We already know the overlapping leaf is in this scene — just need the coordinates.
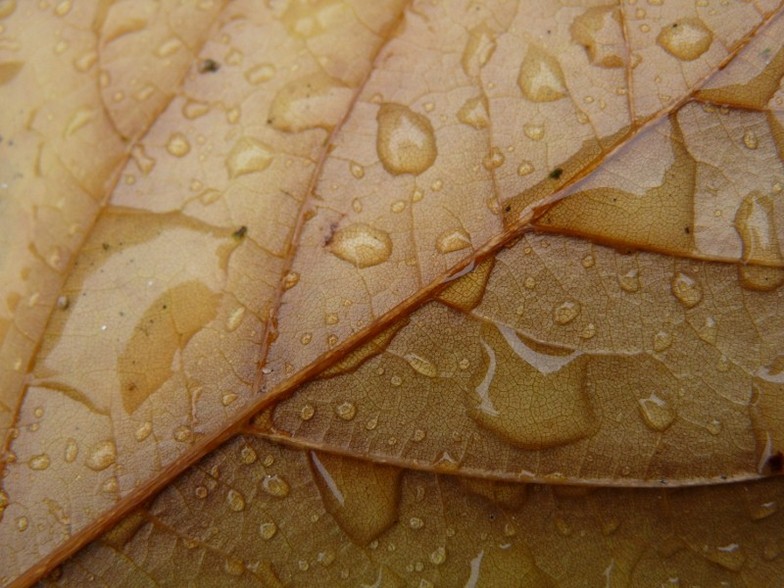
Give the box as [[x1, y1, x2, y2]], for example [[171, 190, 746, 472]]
[[1, 0, 784, 586]]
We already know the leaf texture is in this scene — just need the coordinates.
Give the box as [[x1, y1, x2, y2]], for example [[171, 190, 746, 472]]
[[0, 0, 783, 586]]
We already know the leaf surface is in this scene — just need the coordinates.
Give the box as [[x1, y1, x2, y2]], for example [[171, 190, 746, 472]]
[[1, 0, 784, 586]]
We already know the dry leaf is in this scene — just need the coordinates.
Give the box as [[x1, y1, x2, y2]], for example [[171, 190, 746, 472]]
[[1, 0, 783, 586]]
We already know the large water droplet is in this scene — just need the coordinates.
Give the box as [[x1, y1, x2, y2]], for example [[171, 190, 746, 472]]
[[308, 452, 401, 545], [461, 23, 496, 76], [436, 228, 472, 253], [517, 45, 568, 102], [570, 6, 624, 68], [457, 95, 490, 129], [637, 393, 675, 432], [404, 353, 438, 378], [553, 300, 581, 325], [657, 18, 713, 61], [735, 191, 784, 291], [226, 137, 273, 178], [329, 223, 392, 268], [376, 103, 437, 175], [166, 133, 191, 157], [268, 73, 351, 133], [226, 489, 246, 512], [261, 474, 290, 497], [671, 271, 703, 308], [85, 440, 117, 471], [29, 454, 51, 471]]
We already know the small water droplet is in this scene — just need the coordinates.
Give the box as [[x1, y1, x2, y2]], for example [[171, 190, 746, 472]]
[[173, 425, 193, 443], [195, 485, 208, 499], [619, 269, 640, 292], [436, 228, 471, 253], [259, 521, 277, 540], [29, 454, 51, 470], [227, 489, 246, 512], [698, 316, 718, 345], [457, 95, 489, 129], [735, 192, 784, 291], [706, 419, 722, 435], [269, 73, 350, 132], [261, 474, 290, 497], [226, 306, 245, 332], [156, 37, 182, 58], [244, 63, 275, 85], [226, 137, 273, 178], [282, 271, 300, 290], [222, 393, 237, 406], [135, 422, 152, 442], [224, 557, 245, 576], [671, 272, 703, 308], [240, 446, 257, 464], [656, 18, 713, 61], [553, 300, 581, 324], [329, 224, 392, 268], [336, 401, 357, 421], [653, 331, 672, 352], [64, 438, 78, 463], [430, 546, 447, 566], [462, 23, 496, 76], [581, 254, 595, 268], [413, 429, 426, 442], [390, 200, 406, 213], [16, 516, 28, 532], [409, 517, 424, 530], [300, 404, 315, 421], [743, 130, 759, 150], [523, 124, 545, 141], [524, 276, 536, 289], [518, 45, 568, 102], [637, 393, 675, 431], [166, 133, 191, 157], [404, 353, 438, 378], [517, 161, 535, 176], [376, 103, 437, 175], [182, 100, 210, 120], [483, 147, 505, 170], [85, 440, 116, 471], [349, 161, 365, 179], [570, 6, 624, 68]]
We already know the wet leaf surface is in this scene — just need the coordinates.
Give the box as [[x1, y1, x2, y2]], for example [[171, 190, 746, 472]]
[[1, 0, 784, 586]]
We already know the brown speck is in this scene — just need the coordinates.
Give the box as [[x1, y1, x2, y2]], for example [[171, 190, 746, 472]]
[[198, 59, 220, 73]]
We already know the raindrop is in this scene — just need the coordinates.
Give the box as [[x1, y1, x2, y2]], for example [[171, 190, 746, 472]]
[[166, 133, 191, 157], [85, 440, 116, 471], [553, 300, 581, 324], [376, 103, 437, 175], [226, 137, 273, 178], [671, 272, 703, 308], [226, 489, 246, 512], [259, 521, 277, 540], [457, 95, 489, 129], [518, 45, 568, 102], [404, 353, 438, 378], [430, 546, 447, 566], [28, 454, 51, 471], [335, 401, 357, 421], [64, 439, 78, 463], [261, 474, 290, 497], [637, 393, 675, 431], [435, 228, 472, 253], [656, 19, 713, 61], [462, 23, 496, 76], [244, 63, 275, 85], [618, 269, 640, 293], [329, 224, 392, 268]]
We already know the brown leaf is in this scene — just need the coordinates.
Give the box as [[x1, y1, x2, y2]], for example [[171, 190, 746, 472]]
[[1, 0, 783, 586]]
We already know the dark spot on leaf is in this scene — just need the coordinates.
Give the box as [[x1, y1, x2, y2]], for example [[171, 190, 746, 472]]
[[684, 226, 691, 234], [198, 58, 220, 73], [767, 451, 783, 473], [504, 205, 512, 213], [549, 168, 563, 180], [233, 226, 248, 240], [102, 243, 110, 251]]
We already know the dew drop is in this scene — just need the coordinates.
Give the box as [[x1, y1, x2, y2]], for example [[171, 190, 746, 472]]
[[336, 401, 357, 421], [581, 254, 595, 269], [269, 73, 350, 132], [226, 489, 246, 512], [376, 103, 437, 175], [85, 440, 116, 471], [16, 516, 28, 532], [698, 316, 718, 345], [173, 425, 193, 443], [349, 161, 365, 179], [430, 546, 447, 566], [329, 223, 392, 268], [436, 228, 472, 254], [743, 130, 759, 150], [240, 446, 257, 465], [656, 18, 713, 61], [224, 557, 245, 576], [518, 45, 568, 102], [517, 161, 535, 176], [244, 63, 275, 84], [457, 95, 489, 129], [409, 517, 424, 530], [64, 108, 95, 137], [671, 272, 703, 308], [259, 521, 277, 540], [483, 147, 505, 170], [404, 353, 438, 378], [524, 276, 536, 289], [135, 421, 152, 442], [226, 306, 245, 332], [282, 271, 300, 290], [637, 393, 675, 432], [618, 269, 640, 292], [166, 133, 191, 157], [226, 137, 273, 178], [261, 474, 290, 497], [462, 23, 496, 76], [413, 429, 427, 442], [580, 323, 596, 339], [735, 192, 784, 291], [523, 124, 545, 141], [29, 454, 51, 471], [195, 485, 208, 499], [156, 37, 182, 58], [553, 300, 581, 325], [300, 404, 315, 421], [570, 6, 624, 68], [706, 419, 722, 436], [64, 438, 78, 463], [222, 393, 237, 406], [182, 100, 210, 120]]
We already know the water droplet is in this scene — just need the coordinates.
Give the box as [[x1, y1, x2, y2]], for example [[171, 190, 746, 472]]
[[517, 161, 535, 176], [222, 393, 237, 406], [409, 517, 424, 530], [390, 200, 406, 213], [309, 452, 401, 544], [349, 161, 365, 179], [16, 516, 28, 532], [225, 306, 246, 332], [261, 474, 290, 497], [336, 401, 356, 421], [637, 393, 675, 431], [618, 269, 640, 292], [580, 323, 596, 339], [524, 277, 536, 289], [135, 422, 152, 442], [698, 316, 718, 345], [240, 446, 257, 464], [413, 429, 427, 442], [226, 137, 273, 178], [29, 454, 51, 470], [483, 147, 505, 170], [244, 63, 275, 85], [283, 271, 300, 290], [653, 331, 672, 352], [195, 485, 208, 499], [706, 418, 722, 435], [462, 23, 496, 76], [523, 124, 545, 141], [518, 45, 568, 102], [269, 73, 350, 132], [735, 192, 784, 291], [182, 100, 210, 120], [300, 404, 315, 421], [64, 439, 78, 463], [553, 300, 581, 325], [64, 108, 95, 137], [457, 95, 489, 129], [430, 546, 447, 566], [259, 521, 277, 540], [656, 18, 713, 61], [671, 272, 703, 308], [743, 130, 759, 150], [156, 37, 182, 58], [173, 425, 193, 443], [704, 543, 745, 571], [436, 228, 471, 253], [570, 6, 624, 68], [224, 557, 245, 576], [166, 133, 191, 157], [329, 223, 392, 268], [226, 489, 246, 512], [581, 254, 595, 268], [85, 440, 116, 471], [376, 103, 437, 175], [404, 353, 438, 378]]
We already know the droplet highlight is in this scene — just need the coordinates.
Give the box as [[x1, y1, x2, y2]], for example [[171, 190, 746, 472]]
[[329, 223, 392, 268], [376, 103, 437, 175]]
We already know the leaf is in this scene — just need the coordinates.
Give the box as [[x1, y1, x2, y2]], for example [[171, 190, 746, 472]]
[[1, 0, 784, 586]]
